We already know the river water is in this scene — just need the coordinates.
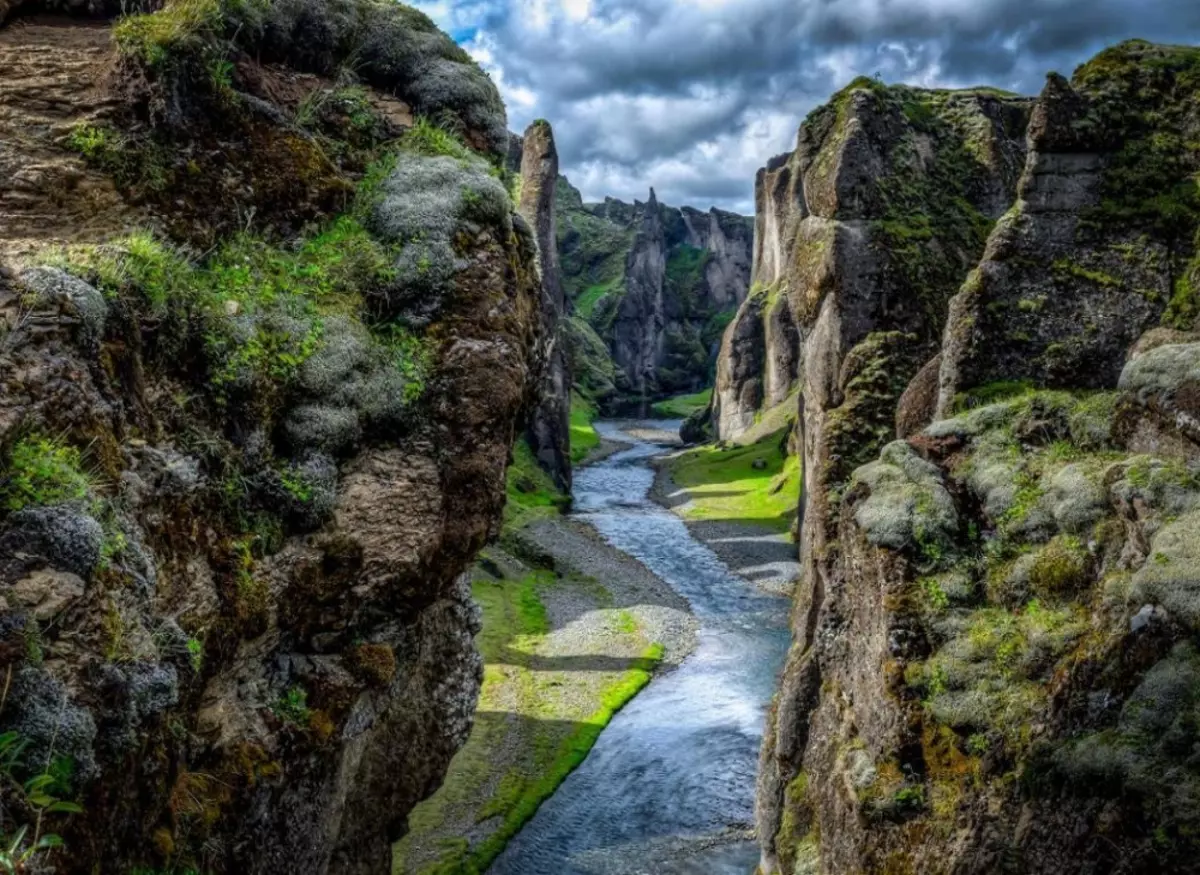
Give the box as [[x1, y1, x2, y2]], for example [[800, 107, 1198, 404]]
[[489, 422, 793, 875]]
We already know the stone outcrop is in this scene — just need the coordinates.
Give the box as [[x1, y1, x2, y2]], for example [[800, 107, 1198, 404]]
[[555, 178, 754, 407], [516, 121, 572, 490], [0, 4, 545, 874], [757, 41, 1200, 875]]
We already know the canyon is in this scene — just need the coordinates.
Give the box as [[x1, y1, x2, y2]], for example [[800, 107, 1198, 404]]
[[1, 3, 1199, 875]]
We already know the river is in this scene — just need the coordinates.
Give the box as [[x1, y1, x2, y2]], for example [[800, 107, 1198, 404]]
[[488, 422, 793, 875]]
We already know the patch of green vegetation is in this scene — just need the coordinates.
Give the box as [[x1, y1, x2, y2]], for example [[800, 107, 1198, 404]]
[[663, 244, 710, 302], [0, 731, 84, 873], [505, 440, 569, 529], [45, 213, 427, 416], [1163, 237, 1200, 330], [398, 118, 477, 163], [569, 394, 601, 464], [864, 87, 1002, 337], [573, 278, 621, 321], [668, 428, 799, 534], [272, 686, 311, 726], [66, 123, 171, 194], [908, 600, 1087, 752], [112, 0, 222, 68], [1074, 42, 1200, 243], [953, 379, 1036, 412], [651, 389, 712, 419], [0, 436, 93, 513], [1051, 258, 1122, 288], [396, 558, 665, 874]]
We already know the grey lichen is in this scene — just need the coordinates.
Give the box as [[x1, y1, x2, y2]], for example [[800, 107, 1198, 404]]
[[851, 440, 959, 553], [19, 266, 107, 347], [1049, 464, 1109, 534], [1119, 341, 1200, 404], [369, 152, 512, 322], [1131, 511, 1200, 630]]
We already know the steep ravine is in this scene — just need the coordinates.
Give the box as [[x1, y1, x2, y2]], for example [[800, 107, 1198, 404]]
[[557, 180, 755, 410]]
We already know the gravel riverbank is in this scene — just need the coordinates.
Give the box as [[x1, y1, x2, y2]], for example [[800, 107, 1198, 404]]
[[650, 454, 799, 596]]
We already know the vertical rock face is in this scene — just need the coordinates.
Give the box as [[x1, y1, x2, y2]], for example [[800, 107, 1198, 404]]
[[555, 179, 754, 406], [758, 41, 1200, 875], [611, 188, 669, 398], [517, 120, 572, 490], [715, 81, 1031, 444], [745, 78, 1035, 873], [0, 4, 542, 875]]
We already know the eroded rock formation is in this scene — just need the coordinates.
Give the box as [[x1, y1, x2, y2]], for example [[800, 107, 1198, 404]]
[[0, 3, 545, 874], [515, 120, 572, 490], [756, 41, 1200, 875], [556, 178, 754, 406]]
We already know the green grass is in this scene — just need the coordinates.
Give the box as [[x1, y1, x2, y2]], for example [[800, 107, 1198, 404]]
[[1, 436, 93, 513], [569, 394, 601, 464], [667, 428, 800, 534], [394, 562, 664, 875], [505, 439, 568, 528], [651, 388, 712, 419], [43, 216, 427, 412]]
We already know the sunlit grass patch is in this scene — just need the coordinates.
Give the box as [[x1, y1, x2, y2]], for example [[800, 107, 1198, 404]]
[[667, 428, 800, 534]]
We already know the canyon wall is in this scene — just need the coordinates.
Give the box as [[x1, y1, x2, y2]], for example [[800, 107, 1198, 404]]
[[514, 121, 572, 491], [754, 41, 1200, 875], [556, 179, 754, 406], [0, 3, 548, 873]]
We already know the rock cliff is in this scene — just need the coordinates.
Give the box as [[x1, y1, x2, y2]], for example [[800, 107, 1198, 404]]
[[756, 41, 1200, 875], [0, 3, 545, 874], [514, 121, 572, 491], [555, 178, 754, 407]]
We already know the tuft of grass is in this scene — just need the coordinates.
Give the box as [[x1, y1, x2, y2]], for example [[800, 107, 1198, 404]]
[[667, 428, 799, 534], [399, 118, 476, 162], [113, 0, 222, 68], [1, 436, 93, 513], [651, 388, 712, 419]]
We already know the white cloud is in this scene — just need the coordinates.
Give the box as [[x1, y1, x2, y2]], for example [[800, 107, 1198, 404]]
[[430, 0, 1200, 213]]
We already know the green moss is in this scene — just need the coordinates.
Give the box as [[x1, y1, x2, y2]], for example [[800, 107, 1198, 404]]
[[1027, 535, 1090, 596], [505, 440, 569, 529], [568, 394, 601, 464], [651, 388, 712, 419], [1075, 42, 1200, 243], [1, 436, 93, 513], [1051, 258, 1123, 288], [668, 429, 799, 534], [113, 0, 222, 68]]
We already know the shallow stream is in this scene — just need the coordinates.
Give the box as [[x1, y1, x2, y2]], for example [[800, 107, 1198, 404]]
[[488, 422, 792, 875]]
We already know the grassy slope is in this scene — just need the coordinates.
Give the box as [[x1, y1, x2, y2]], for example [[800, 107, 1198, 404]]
[[393, 557, 663, 875], [569, 393, 601, 464], [666, 427, 800, 535], [651, 388, 712, 419]]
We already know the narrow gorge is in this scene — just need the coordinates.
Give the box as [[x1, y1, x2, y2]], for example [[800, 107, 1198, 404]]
[[1, 4, 1199, 875]]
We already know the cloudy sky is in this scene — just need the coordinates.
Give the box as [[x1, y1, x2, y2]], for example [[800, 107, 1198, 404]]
[[413, 0, 1200, 213]]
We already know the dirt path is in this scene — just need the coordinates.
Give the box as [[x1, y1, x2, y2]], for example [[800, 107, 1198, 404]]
[[0, 18, 143, 264]]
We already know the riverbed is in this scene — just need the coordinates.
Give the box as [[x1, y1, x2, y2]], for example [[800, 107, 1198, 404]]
[[488, 422, 794, 875]]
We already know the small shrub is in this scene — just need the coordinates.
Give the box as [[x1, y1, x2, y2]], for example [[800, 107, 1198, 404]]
[[273, 686, 311, 726], [1, 437, 92, 513]]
